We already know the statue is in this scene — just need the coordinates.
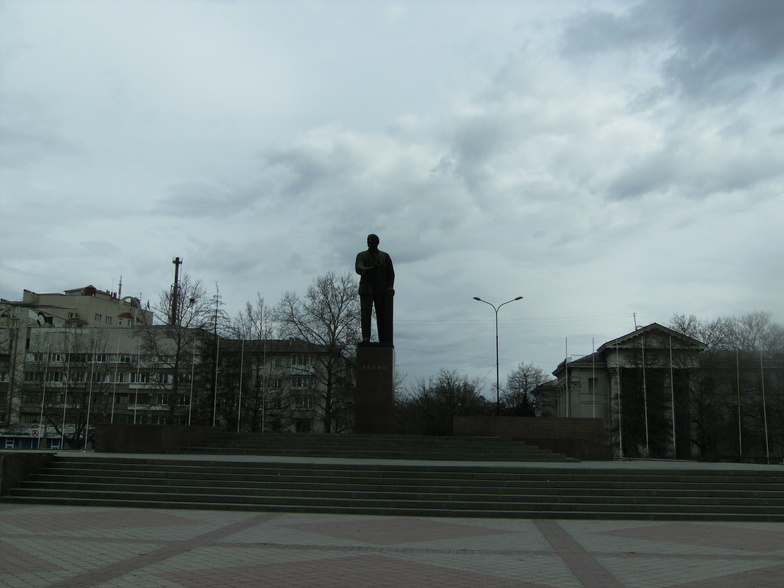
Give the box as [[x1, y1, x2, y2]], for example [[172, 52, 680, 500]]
[[355, 234, 395, 344]]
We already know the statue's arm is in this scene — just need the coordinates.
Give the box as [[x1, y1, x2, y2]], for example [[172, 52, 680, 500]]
[[356, 253, 373, 275]]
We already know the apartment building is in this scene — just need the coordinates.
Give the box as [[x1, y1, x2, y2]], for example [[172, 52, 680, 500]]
[[1, 285, 153, 329], [0, 323, 341, 449]]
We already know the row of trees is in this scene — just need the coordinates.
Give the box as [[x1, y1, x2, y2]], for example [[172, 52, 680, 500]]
[[610, 311, 784, 461], [0, 272, 361, 442], [7, 264, 780, 459], [3, 266, 555, 441], [155, 270, 555, 436], [667, 311, 784, 462], [1, 328, 119, 448], [394, 363, 552, 435], [140, 271, 360, 433]]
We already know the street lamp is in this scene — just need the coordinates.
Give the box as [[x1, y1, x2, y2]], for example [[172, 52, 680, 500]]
[[473, 296, 523, 416]]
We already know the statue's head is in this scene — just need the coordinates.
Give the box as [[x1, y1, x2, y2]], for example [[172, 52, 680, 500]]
[[367, 234, 380, 248]]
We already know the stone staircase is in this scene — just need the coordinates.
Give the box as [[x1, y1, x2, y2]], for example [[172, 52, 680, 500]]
[[177, 433, 572, 462], [5, 441, 784, 521]]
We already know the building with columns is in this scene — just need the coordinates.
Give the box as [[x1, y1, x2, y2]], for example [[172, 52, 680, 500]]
[[550, 323, 706, 459]]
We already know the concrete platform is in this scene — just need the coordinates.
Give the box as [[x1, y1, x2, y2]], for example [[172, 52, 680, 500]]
[[1, 502, 783, 587], [1, 452, 783, 586]]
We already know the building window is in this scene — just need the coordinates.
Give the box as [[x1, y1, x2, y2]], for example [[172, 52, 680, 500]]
[[94, 313, 102, 322], [291, 376, 314, 389], [294, 397, 312, 410], [24, 371, 43, 383], [587, 377, 598, 394], [118, 319, 123, 326], [106, 316, 112, 324]]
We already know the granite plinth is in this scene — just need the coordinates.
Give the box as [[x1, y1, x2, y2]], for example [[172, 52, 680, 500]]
[[354, 343, 394, 434]]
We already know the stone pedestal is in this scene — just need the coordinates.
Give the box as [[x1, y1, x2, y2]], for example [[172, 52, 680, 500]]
[[355, 343, 394, 434]]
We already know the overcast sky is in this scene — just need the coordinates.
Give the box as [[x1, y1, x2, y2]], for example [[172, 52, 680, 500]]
[[2, 0, 783, 392]]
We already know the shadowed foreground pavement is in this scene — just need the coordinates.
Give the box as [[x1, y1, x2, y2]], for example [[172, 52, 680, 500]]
[[1, 503, 783, 587]]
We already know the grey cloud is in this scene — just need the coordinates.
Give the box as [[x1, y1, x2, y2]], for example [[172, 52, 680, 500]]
[[255, 129, 479, 261], [0, 124, 81, 169], [607, 145, 783, 201], [606, 152, 677, 200], [446, 114, 515, 193], [78, 240, 123, 257], [154, 181, 263, 218], [562, 0, 784, 103], [264, 148, 340, 200], [560, 3, 665, 57], [668, 0, 784, 101]]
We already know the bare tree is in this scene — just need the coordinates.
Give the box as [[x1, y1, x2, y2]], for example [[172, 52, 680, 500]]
[[670, 311, 784, 461], [502, 362, 552, 416], [273, 272, 360, 433], [397, 369, 489, 435], [31, 330, 114, 448], [136, 274, 214, 423], [221, 294, 274, 432], [0, 327, 23, 426]]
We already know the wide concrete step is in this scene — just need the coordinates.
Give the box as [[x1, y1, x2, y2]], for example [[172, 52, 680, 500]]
[[11, 495, 776, 522], [178, 433, 573, 462], [18, 482, 784, 507], [12, 487, 784, 512], [175, 450, 565, 461], [9, 493, 784, 521], [6, 455, 784, 522], [24, 478, 784, 501], [30, 460, 784, 486], [37, 458, 784, 484]]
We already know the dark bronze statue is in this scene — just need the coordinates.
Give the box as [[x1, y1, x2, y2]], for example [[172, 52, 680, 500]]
[[355, 234, 395, 344]]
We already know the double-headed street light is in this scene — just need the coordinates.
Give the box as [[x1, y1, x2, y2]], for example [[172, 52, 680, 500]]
[[473, 296, 524, 416]]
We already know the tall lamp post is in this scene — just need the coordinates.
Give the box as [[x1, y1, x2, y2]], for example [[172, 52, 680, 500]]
[[473, 296, 523, 416]]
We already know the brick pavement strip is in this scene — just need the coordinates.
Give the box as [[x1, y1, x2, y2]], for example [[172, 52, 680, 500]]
[[44, 512, 279, 588], [534, 519, 624, 588]]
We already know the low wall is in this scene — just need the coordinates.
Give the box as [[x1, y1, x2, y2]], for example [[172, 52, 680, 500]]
[[453, 416, 612, 461], [0, 452, 55, 496], [94, 425, 216, 454]]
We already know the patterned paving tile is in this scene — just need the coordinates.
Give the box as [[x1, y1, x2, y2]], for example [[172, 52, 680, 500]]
[[0, 508, 205, 533], [0, 541, 63, 574], [156, 554, 546, 587], [282, 517, 517, 546], [595, 522, 784, 553], [674, 562, 784, 587]]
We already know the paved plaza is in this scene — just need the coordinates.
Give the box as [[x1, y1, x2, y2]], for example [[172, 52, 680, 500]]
[[1, 502, 783, 587]]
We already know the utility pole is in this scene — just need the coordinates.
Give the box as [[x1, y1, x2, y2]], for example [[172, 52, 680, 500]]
[[170, 257, 182, 325]]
